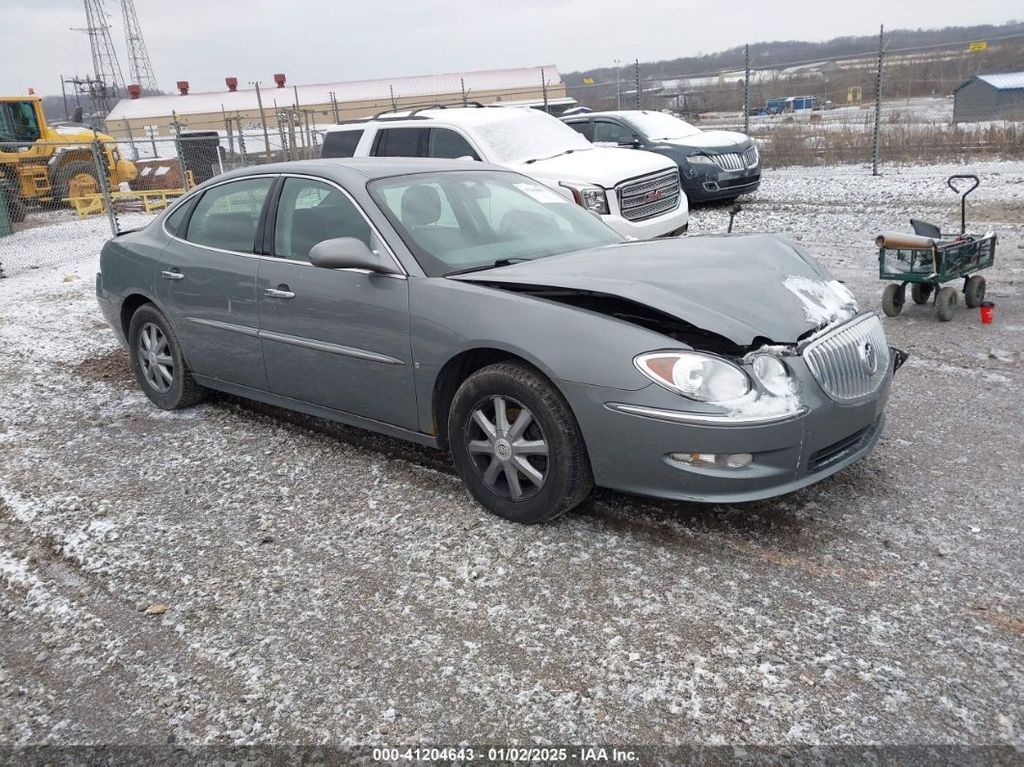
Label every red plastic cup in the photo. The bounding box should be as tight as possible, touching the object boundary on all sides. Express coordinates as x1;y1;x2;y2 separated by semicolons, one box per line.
980;301;995;324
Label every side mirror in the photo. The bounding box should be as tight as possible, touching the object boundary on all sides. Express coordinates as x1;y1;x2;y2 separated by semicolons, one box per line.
617;135;641;148
308;237;401;274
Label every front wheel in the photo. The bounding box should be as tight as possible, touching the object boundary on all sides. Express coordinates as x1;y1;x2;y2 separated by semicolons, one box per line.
964;275;986;308
128;304;207;410
935;286;959;322
448;362;593;523
881;283;905;317
911;282;933;305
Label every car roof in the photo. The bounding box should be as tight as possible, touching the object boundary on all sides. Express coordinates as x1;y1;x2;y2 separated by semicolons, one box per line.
324;105;549;132
210;156;510;183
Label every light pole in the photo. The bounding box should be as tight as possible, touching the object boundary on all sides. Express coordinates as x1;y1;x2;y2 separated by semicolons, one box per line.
613;58;622;110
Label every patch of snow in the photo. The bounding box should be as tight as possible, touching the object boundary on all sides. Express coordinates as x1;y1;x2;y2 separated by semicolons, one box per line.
783;276;859;327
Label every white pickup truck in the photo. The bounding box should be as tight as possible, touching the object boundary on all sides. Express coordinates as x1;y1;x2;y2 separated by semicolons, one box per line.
322;106;688;239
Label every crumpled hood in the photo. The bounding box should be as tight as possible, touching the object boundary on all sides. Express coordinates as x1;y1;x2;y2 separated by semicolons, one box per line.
654;130;752;154
508;146;675;189
453;234;858;347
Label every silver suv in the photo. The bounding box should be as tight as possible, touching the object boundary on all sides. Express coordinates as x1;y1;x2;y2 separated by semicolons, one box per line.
322;105;688;239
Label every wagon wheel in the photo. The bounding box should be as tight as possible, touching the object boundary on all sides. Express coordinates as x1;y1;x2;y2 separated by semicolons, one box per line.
935;286;959;322
881;283;905;317
964;275;986;309
911;283;933;305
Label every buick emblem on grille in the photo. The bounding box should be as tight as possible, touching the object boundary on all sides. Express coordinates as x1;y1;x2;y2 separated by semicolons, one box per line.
859;341;877;374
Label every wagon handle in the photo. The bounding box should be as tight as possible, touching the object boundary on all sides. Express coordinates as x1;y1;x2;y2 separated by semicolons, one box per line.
947;174;979;235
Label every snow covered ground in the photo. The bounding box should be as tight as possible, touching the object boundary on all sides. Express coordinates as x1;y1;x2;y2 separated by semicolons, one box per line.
0;161;1022;747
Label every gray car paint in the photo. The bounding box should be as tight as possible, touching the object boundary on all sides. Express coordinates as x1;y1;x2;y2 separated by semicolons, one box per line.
97;157;891;504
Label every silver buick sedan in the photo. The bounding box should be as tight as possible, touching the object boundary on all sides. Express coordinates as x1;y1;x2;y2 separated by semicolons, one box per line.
97;158;903;523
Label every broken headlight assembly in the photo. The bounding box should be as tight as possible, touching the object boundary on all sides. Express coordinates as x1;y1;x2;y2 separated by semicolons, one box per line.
635;351;751;402
750;354;795;396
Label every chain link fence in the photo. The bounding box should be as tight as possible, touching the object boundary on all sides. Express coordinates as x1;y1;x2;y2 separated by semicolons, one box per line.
566;31;1024;171
0;127;305;279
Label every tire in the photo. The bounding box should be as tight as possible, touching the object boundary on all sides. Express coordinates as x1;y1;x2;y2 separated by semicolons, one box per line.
127;304;207;410
935;286;959;322
881;283;905;317
448;362;593;524
964;275;986;309
910;282;933;305
53;160;99;203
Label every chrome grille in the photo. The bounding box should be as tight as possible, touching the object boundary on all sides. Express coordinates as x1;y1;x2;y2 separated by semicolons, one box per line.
617;170;681;222
710;152;744;171
742;145;759;167
802;314;890;403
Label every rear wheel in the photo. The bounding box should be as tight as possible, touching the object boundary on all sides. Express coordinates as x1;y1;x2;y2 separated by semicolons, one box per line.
911;282;933;305
448;362;593;523
964;275;986;308
128;304;207;410
53;160;100;204
881;283;905;317
935;286;959;322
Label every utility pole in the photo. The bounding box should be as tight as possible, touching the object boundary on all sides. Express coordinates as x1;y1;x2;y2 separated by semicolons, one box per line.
120;0;158;92
743;44;751;133
251;81;271;161
613;58;622;110
634;59;641;110
872;24;885;176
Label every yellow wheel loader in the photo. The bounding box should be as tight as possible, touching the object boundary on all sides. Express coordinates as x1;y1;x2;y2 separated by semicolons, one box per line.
0;95;137;222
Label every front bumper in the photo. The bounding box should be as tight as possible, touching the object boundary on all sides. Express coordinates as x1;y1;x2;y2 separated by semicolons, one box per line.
561;358;891;504
601;201;689;240
681;162;762;203
96;272;127;345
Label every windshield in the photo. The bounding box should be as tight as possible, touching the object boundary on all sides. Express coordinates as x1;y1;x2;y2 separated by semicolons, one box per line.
0;100;41;143
624;111;701;141
369;170;623;278
470;109;592;165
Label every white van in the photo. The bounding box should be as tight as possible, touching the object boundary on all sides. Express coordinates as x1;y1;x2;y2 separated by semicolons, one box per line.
322;106;688;239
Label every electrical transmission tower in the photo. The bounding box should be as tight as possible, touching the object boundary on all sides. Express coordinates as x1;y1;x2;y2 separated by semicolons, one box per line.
80;0;127;107
121;0;158;92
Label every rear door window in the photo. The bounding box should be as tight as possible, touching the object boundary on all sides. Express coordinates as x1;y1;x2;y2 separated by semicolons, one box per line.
372;127;428;157
184;177;274;253
322;129;363;158
426;128;479;160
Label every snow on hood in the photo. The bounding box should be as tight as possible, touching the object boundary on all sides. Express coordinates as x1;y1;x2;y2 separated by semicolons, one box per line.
658;130;751;151
508;147;675;188
454;234;857;347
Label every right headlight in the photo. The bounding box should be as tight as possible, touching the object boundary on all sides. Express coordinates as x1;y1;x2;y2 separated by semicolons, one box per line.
685;154;716;166
635;351;751;402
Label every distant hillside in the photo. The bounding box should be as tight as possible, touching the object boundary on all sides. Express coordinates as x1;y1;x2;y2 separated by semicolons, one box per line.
565;20;1024;86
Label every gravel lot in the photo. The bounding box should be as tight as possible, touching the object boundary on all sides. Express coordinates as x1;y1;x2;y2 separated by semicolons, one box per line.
1;161;1022;748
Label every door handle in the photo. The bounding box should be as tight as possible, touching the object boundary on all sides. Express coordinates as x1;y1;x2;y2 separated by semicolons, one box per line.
160;270;184;280
264;287;295;299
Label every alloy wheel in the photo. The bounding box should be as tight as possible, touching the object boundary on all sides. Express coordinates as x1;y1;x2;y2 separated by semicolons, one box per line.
465;395;549;501
137;322;174;393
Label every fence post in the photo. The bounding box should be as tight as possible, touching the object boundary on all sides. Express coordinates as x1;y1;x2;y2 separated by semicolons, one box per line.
252;81;272;161
122;119;139;162
461;78;467;107
541;68;549;113
91;137;119;236
872;24;885;176
171;112;189;191
329;91;340;123
743;44;751;134
634;59;641;110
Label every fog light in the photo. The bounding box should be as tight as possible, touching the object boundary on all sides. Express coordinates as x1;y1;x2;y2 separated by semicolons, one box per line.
669;452;754;469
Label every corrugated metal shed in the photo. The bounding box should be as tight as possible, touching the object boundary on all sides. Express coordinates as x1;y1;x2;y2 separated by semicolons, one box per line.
109;66;562;122
953;72;1024;123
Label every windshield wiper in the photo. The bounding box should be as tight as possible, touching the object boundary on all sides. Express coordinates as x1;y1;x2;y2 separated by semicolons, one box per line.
446;257;531;276
524;148;582;164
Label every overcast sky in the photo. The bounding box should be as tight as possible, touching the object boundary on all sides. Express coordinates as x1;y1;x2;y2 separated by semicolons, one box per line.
0;0;1019;95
